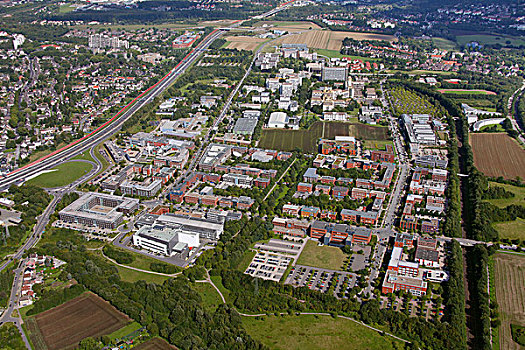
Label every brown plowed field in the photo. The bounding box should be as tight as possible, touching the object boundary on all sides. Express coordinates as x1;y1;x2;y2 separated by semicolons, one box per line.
470;133;525;180
273;30;395;51
493;253;525;350
224;36;267;51
26;292;131;350
134;338;178;350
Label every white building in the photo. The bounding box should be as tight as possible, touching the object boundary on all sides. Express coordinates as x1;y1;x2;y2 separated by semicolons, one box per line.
132;225;199;256
267;112;289;128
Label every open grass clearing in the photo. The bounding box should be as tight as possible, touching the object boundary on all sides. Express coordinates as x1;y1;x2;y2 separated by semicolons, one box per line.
438;89;496;95
107;321;142;341
432;37;458;51
494;218;525;242
296;240;345;270
470;133;525;180
493;253;525;350
191;282;223;311
242;314;402;350
210;275;231;303
456;34;525;48
224;36;268;51
485;182;525;208
25;161;92;188
115;265;171;285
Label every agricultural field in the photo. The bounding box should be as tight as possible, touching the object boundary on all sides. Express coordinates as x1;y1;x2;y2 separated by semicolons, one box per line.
224;36;267;51
470;133;525;180
494;219;525;242
296;240;345;270
456;34;525;48
134;337;177;350
493;253;525;350
252;21;322;31
25;292;131;350
389;87;444;117
273;30;395;51
438;89;496;95
259;121;388;153
242;314;402;350
25;161;93;188
431;37;458;51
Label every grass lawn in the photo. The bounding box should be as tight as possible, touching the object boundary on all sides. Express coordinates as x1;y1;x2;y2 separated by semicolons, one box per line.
58;4;76;13
439;89;494;95
242;314;402;350
456;34;525;47
237;250;256;271
432;37;458;51
296;240;345;270
116;266;171;284
485;182;525;208
107;321;142;341
362;139;393;150
210;275;231;303
479;124;505;132
26;161;92;188
192;282;223;311
72;151;96;163
494;218;525;241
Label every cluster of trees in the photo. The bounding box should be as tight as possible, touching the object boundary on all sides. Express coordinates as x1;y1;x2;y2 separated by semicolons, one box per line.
0;185;51;257
103;245;134;265
442;241;468;349
466;245;492;350
34;229;265;350
150;262;181;275
0;266;14;308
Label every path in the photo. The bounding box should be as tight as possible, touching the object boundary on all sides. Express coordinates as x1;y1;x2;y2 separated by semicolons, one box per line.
262;158;296;202
204;271;412;346
100;250;182;278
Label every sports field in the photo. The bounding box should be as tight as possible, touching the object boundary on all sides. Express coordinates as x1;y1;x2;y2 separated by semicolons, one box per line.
273;30;395;51
296;240;345;270
259;121;388;153
25;161;93;188
242;314;402;350
25;292;131;350
470;133;525;180
493;253;525;350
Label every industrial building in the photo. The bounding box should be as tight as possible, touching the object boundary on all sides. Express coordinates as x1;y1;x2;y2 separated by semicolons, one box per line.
132;225;199;257
135;213;223;240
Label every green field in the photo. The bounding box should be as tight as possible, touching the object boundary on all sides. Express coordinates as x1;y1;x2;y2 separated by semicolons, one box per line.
296;240;345;270
192;282;223;311
107;322;142;341
259;121;389;153
58;4;76;13
439;89;495;95
485;182;525;208
115;266;171;284
242;315;402;350
494;218;525;241
432;37;458;51
26;161;93;188
456;34;525;47
210;275;231;303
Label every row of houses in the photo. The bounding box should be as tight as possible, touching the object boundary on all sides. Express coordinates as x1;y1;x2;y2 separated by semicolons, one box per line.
281;203;380;225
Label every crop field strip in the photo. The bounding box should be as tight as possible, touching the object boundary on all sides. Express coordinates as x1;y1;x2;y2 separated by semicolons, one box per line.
273;30;395;51
27;292;131;350
494;253;525;350
133;337;177;350
470;133;525;180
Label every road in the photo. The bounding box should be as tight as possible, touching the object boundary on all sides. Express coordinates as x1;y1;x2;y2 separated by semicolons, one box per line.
0;28;225;191
0;259;32;349
506;80;525;144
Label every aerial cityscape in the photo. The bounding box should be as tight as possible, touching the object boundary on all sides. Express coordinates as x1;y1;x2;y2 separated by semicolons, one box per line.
0;0;523;349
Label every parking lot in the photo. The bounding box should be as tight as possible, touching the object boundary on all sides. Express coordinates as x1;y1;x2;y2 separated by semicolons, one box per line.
344;245;372;272
285;265;357;299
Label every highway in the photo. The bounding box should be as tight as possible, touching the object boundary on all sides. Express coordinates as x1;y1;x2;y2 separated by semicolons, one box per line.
0;29;225;191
